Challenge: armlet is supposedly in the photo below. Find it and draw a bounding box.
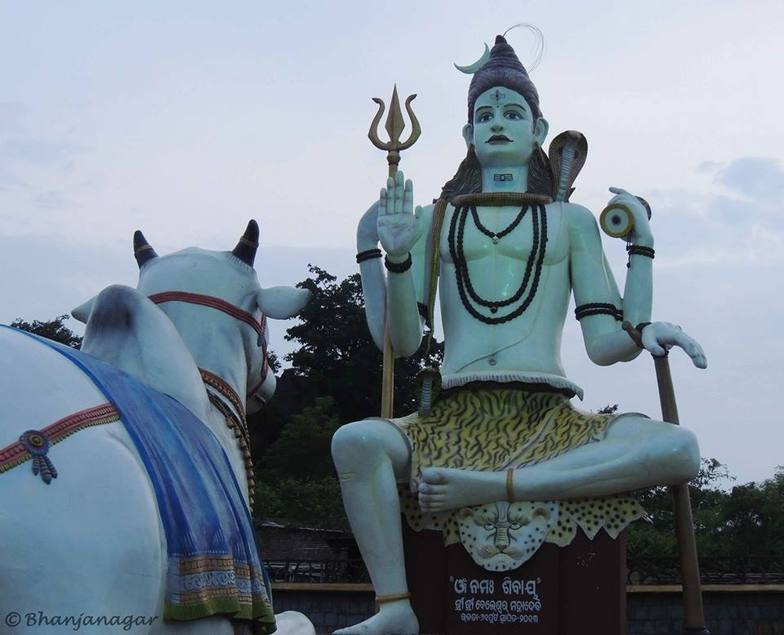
[574,302,623,321]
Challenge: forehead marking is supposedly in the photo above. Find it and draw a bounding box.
[493,88,506,104]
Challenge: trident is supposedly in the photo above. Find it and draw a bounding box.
[368,85,422,418]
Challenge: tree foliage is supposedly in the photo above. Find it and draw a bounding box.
[11,314,82,348]
[251,266,441,528]
[629,460,784,558]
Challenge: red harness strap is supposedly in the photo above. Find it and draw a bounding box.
[148,290,270,395]
[0,403,120,477]
[148,291,266,335]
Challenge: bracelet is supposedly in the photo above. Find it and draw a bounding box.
[356,248,382,263]
[574,303,623,322]
[627,245,655,258]
[376,592,411,605]
[384,253,412,273]
[506,469,515,503]
[626,244,655,268]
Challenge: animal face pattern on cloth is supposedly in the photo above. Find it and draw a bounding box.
[457,501,559,571]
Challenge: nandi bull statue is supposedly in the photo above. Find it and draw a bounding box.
[0,221,315,635]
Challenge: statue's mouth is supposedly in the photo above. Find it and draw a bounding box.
[487,135,512,144]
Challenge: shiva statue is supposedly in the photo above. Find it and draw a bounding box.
[331,35,707,635]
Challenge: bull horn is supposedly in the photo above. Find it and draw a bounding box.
[133,230,158,268]
[232,220,259,266]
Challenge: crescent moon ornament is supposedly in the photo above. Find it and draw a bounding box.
[454,43,490,74]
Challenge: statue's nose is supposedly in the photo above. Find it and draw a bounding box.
[496,527,510,550]
[491,122,503,132]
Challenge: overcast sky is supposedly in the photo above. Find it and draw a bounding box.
[1,1,782,485]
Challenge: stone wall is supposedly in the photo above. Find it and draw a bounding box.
[628,590,784,635]
[273,587,374,633]
[271,585,784,635]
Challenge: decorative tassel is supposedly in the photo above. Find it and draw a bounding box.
[19,430,58,484]
[32,455,58,484]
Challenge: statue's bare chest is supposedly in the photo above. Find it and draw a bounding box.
[440,203,567,267]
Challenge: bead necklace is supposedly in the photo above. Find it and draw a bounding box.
[469,204,529,244]
[447,203,548,325]
[458,204,540,310]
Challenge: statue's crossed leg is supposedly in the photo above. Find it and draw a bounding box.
[331,414,698,635]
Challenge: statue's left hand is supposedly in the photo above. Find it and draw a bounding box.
[608,186,653,246]
[642,321,707,369]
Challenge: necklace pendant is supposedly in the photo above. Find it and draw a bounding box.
[492,236,499,244]
[490,307,498,314]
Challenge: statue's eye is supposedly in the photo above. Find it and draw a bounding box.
[504,111,523,120]
[477,112,492,123]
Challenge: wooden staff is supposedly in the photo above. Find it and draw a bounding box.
[367,85,421,418]
[623,322,710,635]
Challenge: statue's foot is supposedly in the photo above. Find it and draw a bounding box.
[332,601,418,635]
[418,467,505,512]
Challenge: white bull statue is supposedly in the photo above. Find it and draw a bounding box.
[0,221,315,635]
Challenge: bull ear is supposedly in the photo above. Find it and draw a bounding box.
[232,220,259,267]
[72,296,96,323]
[256,286,311,319]
[134,230,158,268]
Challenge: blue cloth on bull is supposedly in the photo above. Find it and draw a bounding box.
[12,328,276,633]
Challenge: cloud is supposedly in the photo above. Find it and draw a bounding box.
[0,101,86,196]
[35,190,72,210]
[1,139,85,166]
[715,157,784,200]
[639,157,784,269]
[0,105,88,228]
[696,160,722,174]
[0,101,26,136]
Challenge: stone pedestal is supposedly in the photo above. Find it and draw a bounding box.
[403,521,626,635]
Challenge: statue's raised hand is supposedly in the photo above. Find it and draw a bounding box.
[378,171,423,259]
[642,321,707,369]
[608,186,654,246]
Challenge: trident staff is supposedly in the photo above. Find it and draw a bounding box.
[605,196,710,634]
[366,86,421,418]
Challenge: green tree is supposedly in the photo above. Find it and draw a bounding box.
[251,266,442,528]
[719,467,784,558]
[629,458,735,558]
[283,265,441,421]
[257,397,341,483]
[254,398,347,528]
[11,314,82,348]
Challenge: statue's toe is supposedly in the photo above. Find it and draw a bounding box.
[420,466,448,485]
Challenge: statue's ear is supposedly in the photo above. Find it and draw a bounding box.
[256,286,311,319]
[72,296,96,323]
[462,123,473,148]
[534,117,549,146]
